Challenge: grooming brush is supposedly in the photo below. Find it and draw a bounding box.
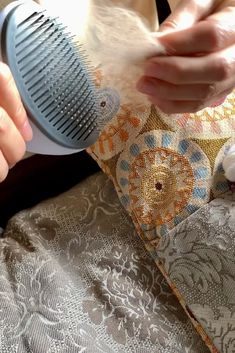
[0,0,101,155]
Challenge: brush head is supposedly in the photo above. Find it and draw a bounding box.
[0,1,100,151]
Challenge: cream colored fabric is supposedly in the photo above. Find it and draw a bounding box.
[1,172,208,353]
[107,0,159,30]
[40,0,159,31]
[107,0,180,26]
[107,0,181,28]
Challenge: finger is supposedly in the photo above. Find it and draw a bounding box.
[143,44,235,85]
[159,0,213,33]
[137,78,212,101]
[148,90,233,114]
[149,97,205,114]
[137,76,235,101]
[0,150,9,182]
[0,63,32,141]
[157,10,235,56]
[0,107,26,166]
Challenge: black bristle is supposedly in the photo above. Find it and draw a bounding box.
[17,11,44,29]
[16,16,49,43]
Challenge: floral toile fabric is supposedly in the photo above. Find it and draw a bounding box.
[1,173,210,353]
[2,173,235,352]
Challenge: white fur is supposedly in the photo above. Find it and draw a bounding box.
[82,1,164,107]
[41,0,164,108]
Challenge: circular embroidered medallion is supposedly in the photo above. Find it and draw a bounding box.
[117,131,211,237]
[158,91,235,139]
[139,153,193,217]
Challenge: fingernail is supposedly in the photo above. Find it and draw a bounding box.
[20,120,33,141]
[136,78,156,95]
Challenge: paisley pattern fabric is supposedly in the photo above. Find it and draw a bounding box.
[1,173,209,353]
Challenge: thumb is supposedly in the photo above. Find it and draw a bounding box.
[159,0,213,33]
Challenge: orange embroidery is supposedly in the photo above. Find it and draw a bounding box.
[96,105,142,155]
